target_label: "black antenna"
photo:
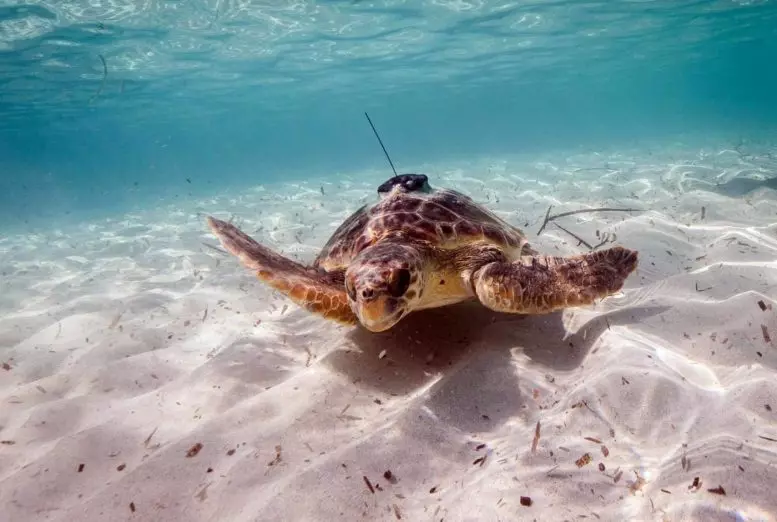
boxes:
[364,111,397,177]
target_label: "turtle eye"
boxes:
[387,268,411,298]
[345,279,357,301]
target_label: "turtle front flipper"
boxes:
[206,217,357,325]
[470,246,638,314]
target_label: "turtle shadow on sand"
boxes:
[321,300,670,433]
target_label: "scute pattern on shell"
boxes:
[313,188,530,272]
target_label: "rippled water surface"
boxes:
[0,2,774,115]
[2,1,777,126]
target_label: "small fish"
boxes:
[202,242,228,255]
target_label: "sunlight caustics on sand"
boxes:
[1,143,777,521]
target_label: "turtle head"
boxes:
[345,242,425,332]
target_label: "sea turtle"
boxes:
[206,174,638,332]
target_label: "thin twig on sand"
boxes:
[548,207,640,222]
[537,205,554,235]
[553,223,593,250]
[537,205,641,250]
[537,206,639,236]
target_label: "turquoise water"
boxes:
[1,0,776,227]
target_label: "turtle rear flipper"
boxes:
[471,246,638,314]
[207,217,357,325]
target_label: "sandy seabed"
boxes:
[1,142,777,522]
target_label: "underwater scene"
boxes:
[1,1,777,521]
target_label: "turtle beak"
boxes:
[356,296,400,332]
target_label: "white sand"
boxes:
[2,142,777,522]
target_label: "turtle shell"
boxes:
[313,185,532,272]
